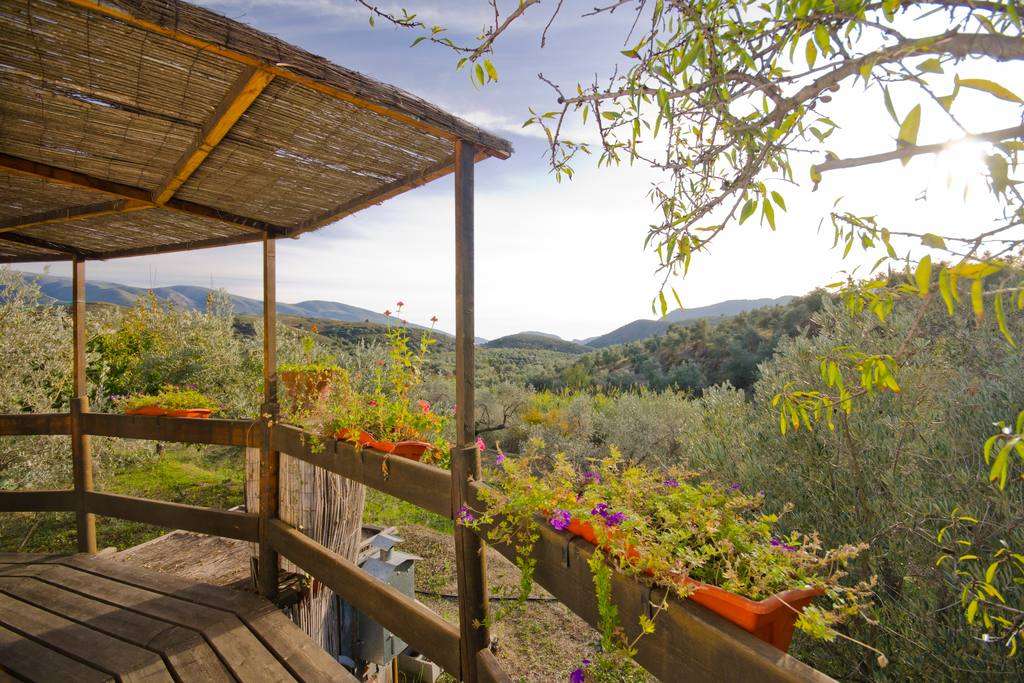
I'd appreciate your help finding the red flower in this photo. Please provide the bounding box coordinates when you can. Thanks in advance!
[417,400,431,413]
[368,399,378,407]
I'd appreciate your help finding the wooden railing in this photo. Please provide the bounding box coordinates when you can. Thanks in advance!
[0,412,835,682]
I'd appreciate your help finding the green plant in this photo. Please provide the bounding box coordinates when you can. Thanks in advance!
[463,444,877,671]
[120,385,219,412]
[285,304,452,466]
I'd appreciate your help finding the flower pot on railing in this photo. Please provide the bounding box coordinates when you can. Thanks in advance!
[561,516,821,652]
[125,405,214,419]
[335,428,432,462]
[336,428,376,447]
[280,366,341,411]
[391,441,431,462]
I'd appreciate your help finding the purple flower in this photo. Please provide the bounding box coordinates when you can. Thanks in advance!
[495,448,506,465]
[770,537,797,552]
[663,477,679,488]
[549,509,571,531]
[569,657,591,683]
[728,482,741,492]
[456,505,475,525]
[583,470,601,484]
[604,511,627,527]
[590,502,609,517]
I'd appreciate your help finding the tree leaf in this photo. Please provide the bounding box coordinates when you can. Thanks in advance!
[805,39,817,69]
[995,293,1017,347]
[958,78,1023,103]
[898,104,921,147]
[915,255,932,296]
[921,233,946,249]
[917,58,943,74]
[971,278,985,319]
[739,199,757,224]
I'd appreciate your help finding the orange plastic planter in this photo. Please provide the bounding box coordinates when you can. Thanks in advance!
[561,515,822,651]
[391,441,431,462]
[125,405,214,419]
[336,428,376,447]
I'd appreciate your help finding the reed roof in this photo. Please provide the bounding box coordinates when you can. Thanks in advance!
[0,0,512,263]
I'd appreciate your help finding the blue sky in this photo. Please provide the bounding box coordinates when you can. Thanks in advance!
[14,1,1018,340]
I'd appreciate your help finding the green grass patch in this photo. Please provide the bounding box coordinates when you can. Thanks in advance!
[362,488,453,534]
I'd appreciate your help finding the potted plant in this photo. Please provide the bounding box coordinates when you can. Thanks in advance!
[462,447,875,659]
[278,325,343,411]
[122,386,219,418]
[286,304,452,467]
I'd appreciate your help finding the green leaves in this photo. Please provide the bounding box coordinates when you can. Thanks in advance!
[914,255,932,297]
[898,104,921,148]
[805,38,817,69]
[917,58,943,74]
[958,78,1023,103]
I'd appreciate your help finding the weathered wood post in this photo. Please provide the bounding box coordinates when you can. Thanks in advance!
[71,257,96,553]
[258,235,281,599]
[452,139,489,681]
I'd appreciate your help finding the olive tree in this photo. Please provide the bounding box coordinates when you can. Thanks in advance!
[361,0,1024,659]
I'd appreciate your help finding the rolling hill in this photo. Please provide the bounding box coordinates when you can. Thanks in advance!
[581,296,795,348]
[483,332,592,354]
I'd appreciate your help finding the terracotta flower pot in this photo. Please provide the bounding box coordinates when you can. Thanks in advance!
[673,575,824,651]
[336,428,376,447]
[369,439,396,453]
[560,515,821,652]
[125,405,214,419]
[392,441,431,462]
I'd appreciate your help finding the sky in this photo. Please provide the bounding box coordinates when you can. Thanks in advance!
[12,1,1020,340]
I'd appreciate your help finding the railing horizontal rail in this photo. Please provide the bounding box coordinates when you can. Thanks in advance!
[267,518,461,675]
[477,648,511,683]
[0,413,71,436]
[470,485,833,683]
[272,424,452,519]
[81,413,260,447]
[0,489,76,512]
[85,492,259,541]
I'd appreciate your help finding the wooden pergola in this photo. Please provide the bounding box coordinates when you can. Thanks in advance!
[0,1,836,681]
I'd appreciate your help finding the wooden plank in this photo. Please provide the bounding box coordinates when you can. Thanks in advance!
[50,555,354,683]
[0,575,232,682]
[268,519,461,676]
[0,200,150,234]
[0,591,173,682]
[154,67,275,204]
[0,622,112,682]
[0,413,70,436]
[26,561,296,682]
[473,498,834,683]
[0,489,76,512]
[61,0,513,158]
[453,139,489,683]
[85,492,259,541]
[71,259,97,554]
[259,235,281,600]
[272,424,452,518]
[80,412,261,446]
[477,648,512,683]
[0,153,286,239]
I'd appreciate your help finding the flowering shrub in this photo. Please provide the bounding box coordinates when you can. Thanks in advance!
[120,385,220,412]
[285,305,452,466]
[463,444,875,675]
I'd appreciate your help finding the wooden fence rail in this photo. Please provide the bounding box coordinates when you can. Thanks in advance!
[267,518,462,675]
[0,413,834,681]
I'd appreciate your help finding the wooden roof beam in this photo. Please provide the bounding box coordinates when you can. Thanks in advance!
[0,153,288,237]
[0,200,150,234]
[153,66,275,204]
[0,232,99,259]
[290,148,491,236]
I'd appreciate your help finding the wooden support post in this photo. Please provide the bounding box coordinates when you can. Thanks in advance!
[452,140,489,682]
[258,236,281,599]
[70,258,96,553]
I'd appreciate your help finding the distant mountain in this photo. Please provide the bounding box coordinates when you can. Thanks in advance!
[483,332,592,354]
[583,296,795,348]
[15,273,453,331]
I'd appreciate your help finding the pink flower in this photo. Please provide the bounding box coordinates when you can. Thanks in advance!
[368,399,377,407]
[417,399,431,413]
[430,315,438,323]
[383,309,392,317]
[475,436,486,452]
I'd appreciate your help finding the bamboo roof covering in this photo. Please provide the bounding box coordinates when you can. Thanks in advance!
[0,0,513,262]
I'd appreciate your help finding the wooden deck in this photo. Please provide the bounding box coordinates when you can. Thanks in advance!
[0,552,356,682]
